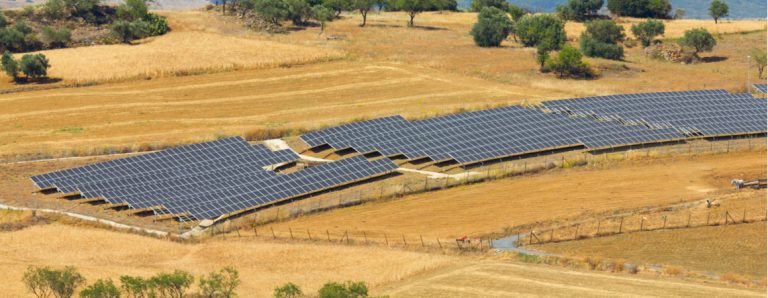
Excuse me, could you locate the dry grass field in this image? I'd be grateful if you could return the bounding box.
[260,150,766,238]
[536,222,767,278]
[379,261,766,297]
[0,223,456,297]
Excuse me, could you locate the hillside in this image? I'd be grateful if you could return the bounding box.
[456,0,767,19]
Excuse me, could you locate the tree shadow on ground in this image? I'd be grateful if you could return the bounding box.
[13,77,63,85]
[701,56,728,63]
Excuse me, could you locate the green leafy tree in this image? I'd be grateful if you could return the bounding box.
[274,282,303,298]
[117,0,149,21]
[79,279,120,298]
[0,27,25,52]
[546,45,592,78]
[579,19,625,59]
[120,276,152,298]
[144,14,170,36]
[395,0,435,27]
[556,0,604,21]
[286,0,312,25]
[21,54,51,80]
[507,4,526,21]
[110,20,150,43]
[607,0,670,18]
[254,0,290,25]
[64,0,99,19]
[312,5,333,34]
[352,0,377,26]
[198,267,240,298]
[318,281,369,298]
[708,0,728,24]
[44,0,68,19]
[515,14,566,49]
[470,7,512,47]
[0,9,7,28]
[149,270,193,298]
[752,48,766,79]
[22,266,86,298]
[470,0,507,12]
[41,26,72,48]
[1,51,18,80]
[678,28,716,57]
[631,18,664,47]
[323,0,350,17]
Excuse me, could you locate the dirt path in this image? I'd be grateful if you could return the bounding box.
[381,261,765,297]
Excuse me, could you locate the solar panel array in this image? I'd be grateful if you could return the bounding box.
[32,137,398,221]
[301,89,766,166]
[544,90,766,137]
[755,84,768,93]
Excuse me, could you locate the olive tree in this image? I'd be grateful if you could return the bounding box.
[312,5,333,34]
[708,0,728,24]
[352,0,377,26]
[470,7,512,47]
[556,0,604,21]
[515,14,566,49]
[678,28,716,57]
[631,18,664,47]
[579,19,625,60]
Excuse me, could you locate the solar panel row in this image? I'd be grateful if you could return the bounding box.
[31,137,398,221]
[755,84,768,93]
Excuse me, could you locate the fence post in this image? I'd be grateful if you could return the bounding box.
[529,229,534,245]
[420,235,424,248]
[289,227,294,240]
[253,226,257,237]
[363,231,368,244]
[687,213,691,227]
[706,213,710,225]
[326,230,330,242]
[618,217,623,233]
[662,216,667,229]
[345,231,350,244]
[639,218,644,231]
[516,233,520,246]
[549,229,554,242]
[402,234,407,246]
[574,224,580,240]
[271,227,276,239]
[488,238,492,249]
[307,229,312,241]
[596,220,601,236]
[743,209,747,223]
[384,233,389,246]
[437,238,442,249]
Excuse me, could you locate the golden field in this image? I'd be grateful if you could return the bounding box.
[0,223,455,297]
[0,11,764,160]
[537,222,767,278]
[260,150,766,239]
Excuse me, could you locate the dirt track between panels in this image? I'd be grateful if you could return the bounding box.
[261,151,767,238]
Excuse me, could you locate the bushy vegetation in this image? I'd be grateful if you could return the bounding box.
[607,0,671,18]
[318,281,369,298]
[631,18,665,47]
[470,7,512,47]
[515,14,566,49]
[274,282,303,298]
[1,51,51,82]
[752,48,766,79]
[22,266,242,298]
[556,0,603,21]
[678,28,716,57]
[470,0,508,12]
[579,19,625,60]
[545,45,594,79]
[708,0,728,24]
[111,0,169,44]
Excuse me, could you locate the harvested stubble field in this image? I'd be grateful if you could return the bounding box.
[260,150,766,239]
[379,261,765,297]
[0,11,765,161]
[0,222,456,297]
[536,221,767,278]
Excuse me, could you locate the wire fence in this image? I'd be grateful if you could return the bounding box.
[520,208,768,247]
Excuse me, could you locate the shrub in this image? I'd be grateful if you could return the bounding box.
[579,19,625,60]
[0,8,6,28]
[254,0,290,25]
[607,0,670,18]
[41,26,72,48]
[515,14,566,49]
[44,0,68,19]
[144,13,170,36]
[23,266,86,298]
[198,267,240,298]
[678,28,716,57]
[507,4,526,21]
[0,27,25,52]
[285,0,312,25]
[117,0,149,21]
[752,48,766,79]
[149,270,193,298]
[110,20,150,43]
[556,0,603,21]
[1,50,18,79]
[79,279,120,298]
[546,46,593,78]
[663,266,683,276]
[120,275,152,298]
[318,281,369,298]
[20,53,51,80]
[274,282,303,298]
[708,0,728,24]
[470,0,507,12]
[470,7,512,47]
[323,0,350,18]
[631,18,664,47]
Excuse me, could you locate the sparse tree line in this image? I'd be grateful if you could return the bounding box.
[468,0,747,79]
[22,265,384,298]
[0,0,168,55]
[215,0,458,32]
